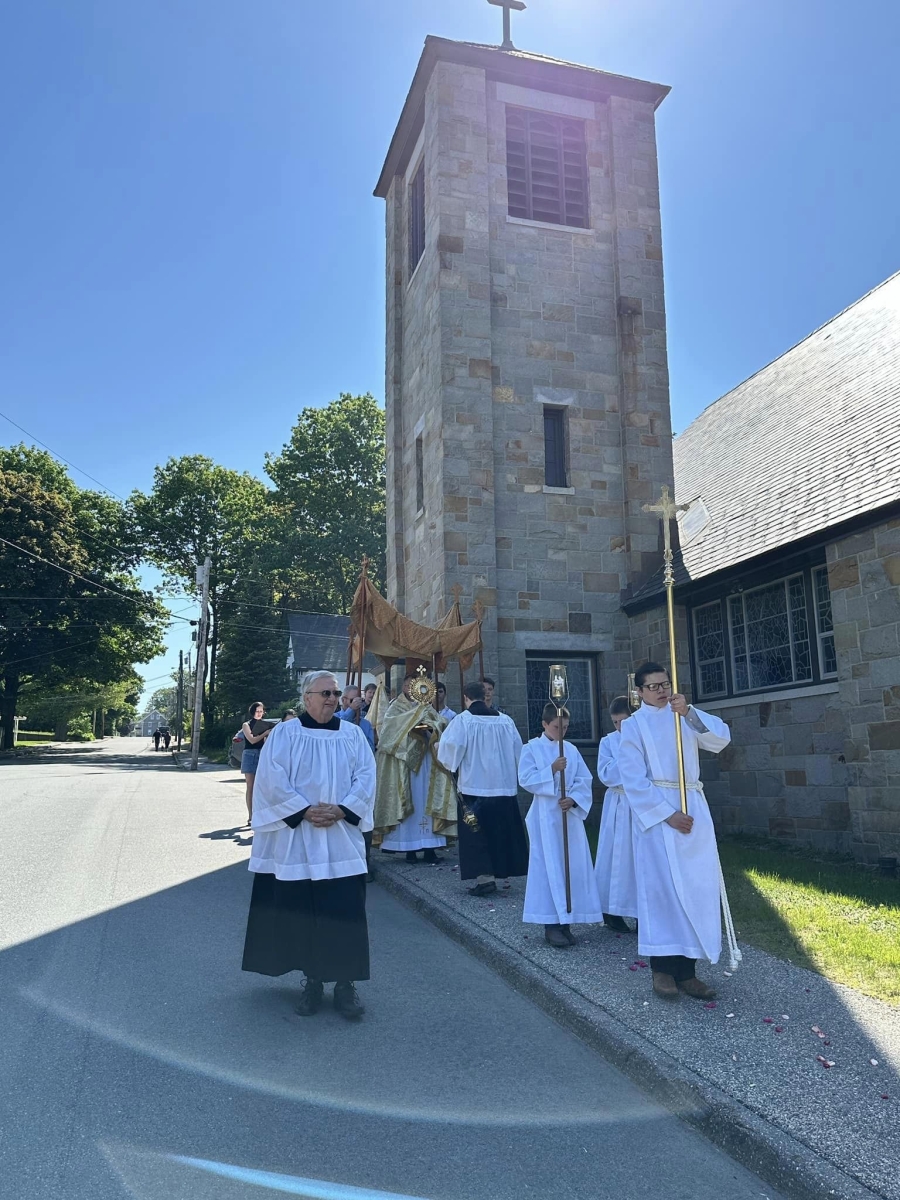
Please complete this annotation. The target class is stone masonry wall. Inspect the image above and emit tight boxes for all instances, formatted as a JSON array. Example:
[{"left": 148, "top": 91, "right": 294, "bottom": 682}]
[
  {"left": 384, "top": 54, "right": 674, "bottom": 728},
  {"left": 828, "top": 517, "right": 900, "bottom": 861}
]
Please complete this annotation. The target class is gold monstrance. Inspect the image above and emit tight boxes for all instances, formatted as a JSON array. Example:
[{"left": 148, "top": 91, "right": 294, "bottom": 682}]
[{"left": 643, "top": 486, "right": 690, "bottom": 815}]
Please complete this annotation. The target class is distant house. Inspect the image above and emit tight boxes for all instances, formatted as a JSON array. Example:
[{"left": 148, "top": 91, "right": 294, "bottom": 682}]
[
  {"left": 135, "top": 709, "right": 168, "bottom": 737},
  {"left": 626, "top": 272, "right": 900, "bottom": 865},
  {"left": 286, "top": 613, "right": 380, "bottom": 687}
]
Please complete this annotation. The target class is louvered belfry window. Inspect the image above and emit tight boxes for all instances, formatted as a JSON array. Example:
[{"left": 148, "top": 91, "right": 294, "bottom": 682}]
[
  {"left": 506, "top": 107, "right": 588, "bottom": 228},
  {"left": 408, "top": 161, "right": 425, "bottom": 273}
]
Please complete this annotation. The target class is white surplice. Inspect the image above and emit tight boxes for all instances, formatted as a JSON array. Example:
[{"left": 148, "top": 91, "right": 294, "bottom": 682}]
[
  {"left": 249, "top": 719, "right": 376, "bottom": 881},
  {"left": 380, "top": 739, "right": 447, "bottom": 851},
  {"left": 519, "top": 735, "right": 604, "bottom": 925},
  {"left": 618, "top": 702, "right": 730, "bottom": 961},
  {"left": 593, "top": 730, "right": 638, "bottom": 918},
  {"left": 436, "top": 710, "right": 522, "bottom": 795}
]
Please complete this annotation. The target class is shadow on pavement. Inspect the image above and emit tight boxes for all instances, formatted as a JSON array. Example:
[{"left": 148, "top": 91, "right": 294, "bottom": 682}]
[{"left": 0, "top": 860, "right": 790, "bottom": 1200}]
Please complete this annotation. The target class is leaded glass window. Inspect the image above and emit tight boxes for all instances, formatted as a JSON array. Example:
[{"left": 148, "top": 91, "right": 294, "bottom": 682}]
[
  {"left": 729, "top": 575, "right": 812, "bottom": 692},
  {"left": 525, "top": 655, "right": 598, "bottom": 742},
  {"left": 693, "top": 601, "right": 727, "bottom": 698},
  {"left": 814, "top": 565, "right": 837, "bottom": 677}
]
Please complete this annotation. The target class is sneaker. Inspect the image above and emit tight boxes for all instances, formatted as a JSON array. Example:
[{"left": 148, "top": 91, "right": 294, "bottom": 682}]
[
  {"left": 295, "top": 979, "right": 324, "bottom": 1017},
  {"left": 333, "top": 982, "right": 365, "bottom": 1020}
]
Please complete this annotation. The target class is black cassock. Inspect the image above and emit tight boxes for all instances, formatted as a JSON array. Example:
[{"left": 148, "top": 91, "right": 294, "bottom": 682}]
[
  {"left": 242, "top": 872, "right": 369, "bottom": 982},
  {"left": 457, "top": 793, "right": 528, "bottom": 881}
]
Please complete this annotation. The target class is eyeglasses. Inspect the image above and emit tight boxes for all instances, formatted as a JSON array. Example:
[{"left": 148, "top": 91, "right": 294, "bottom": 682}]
[
  {"left": 641, "top": 681, "right": 672, "bottom": 693},
  {"left": 308, "top": 689, "right": 342, "bottom": 699}
]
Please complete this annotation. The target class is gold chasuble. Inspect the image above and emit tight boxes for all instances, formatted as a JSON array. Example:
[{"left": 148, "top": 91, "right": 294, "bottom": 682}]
[{"left": 373, "top": 695, "right": 457, "bottom": 844}]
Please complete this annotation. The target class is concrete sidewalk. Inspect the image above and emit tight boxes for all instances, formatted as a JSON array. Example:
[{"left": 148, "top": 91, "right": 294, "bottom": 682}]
[{"left": 374, "top": 846, "right": 899, "bottom": 1200}]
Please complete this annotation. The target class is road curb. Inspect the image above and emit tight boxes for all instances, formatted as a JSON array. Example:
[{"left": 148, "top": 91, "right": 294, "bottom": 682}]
[{"left": 376, "top": 867, "right": 884, "bottom": 1200}]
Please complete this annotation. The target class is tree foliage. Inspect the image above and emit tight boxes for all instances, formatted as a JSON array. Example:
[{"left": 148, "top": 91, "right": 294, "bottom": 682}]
[
  {"left": 0, "top": 445, "right": 166, "bottom": 749},
  {"left": 264, "top": 393, "right": 386, "bottom": 613},
  {"left": 130, "top": 456, "right": 267, "bottom": 720}
]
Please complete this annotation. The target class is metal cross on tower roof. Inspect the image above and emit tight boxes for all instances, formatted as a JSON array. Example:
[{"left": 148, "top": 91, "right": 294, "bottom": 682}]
[{"left": 488, "top": 0, "right": 526, "bottom": 51}]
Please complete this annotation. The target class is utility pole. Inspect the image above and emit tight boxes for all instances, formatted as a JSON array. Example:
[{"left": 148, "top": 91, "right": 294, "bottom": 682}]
[
  {"left": 190, "top": 557, "right": 211, "bottom": 771},
  {"left": 176, "top": 649, "right": 184, "bottom": 752}
]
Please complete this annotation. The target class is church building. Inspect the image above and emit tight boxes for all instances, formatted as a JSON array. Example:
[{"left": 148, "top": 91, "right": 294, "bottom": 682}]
[{"left": 375, "top": 22, "right": 674, "bottom": 757}]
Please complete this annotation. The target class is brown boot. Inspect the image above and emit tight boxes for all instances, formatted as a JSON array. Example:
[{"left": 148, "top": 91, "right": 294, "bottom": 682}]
[
  {"left": 544, "top": 924, "right": 570, "bottom": 948},
  {"left": 678, "top": 976, "right": 717, "bottom": 1001},
  {"left": 652, "top": 971, "right": 679, "bottom": 1000}
]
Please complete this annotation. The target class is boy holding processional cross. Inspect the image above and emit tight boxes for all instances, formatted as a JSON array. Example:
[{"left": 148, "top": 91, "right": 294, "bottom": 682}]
[{"left": 519, "top": 703, "right": 603, "bottom": 948}]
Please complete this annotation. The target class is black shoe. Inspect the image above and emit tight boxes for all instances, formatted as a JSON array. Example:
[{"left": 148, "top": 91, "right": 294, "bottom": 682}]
[
  {"left": 467, "top": 881, "right": 497, "bottom": 897},
  {"left": 422, "top": 849, "right": 443, "bottom": 864},
  {"left": 405, "top": 851, "right": 419, "bottom": 863},
  {"left": 603, "top": 914, "right": 631, "bottom": 933},
  {"left": 295, "top": 979, "right": 324, "bottom": 1017},
  {"left": 561, "top": 924, "right": 576, "bottom": 945},
  {"left": 545, "top": 924, "right": 570, "bottom": 948},
  {"left": 333, "top": 982, "right": 365, "bottom": 1020}
]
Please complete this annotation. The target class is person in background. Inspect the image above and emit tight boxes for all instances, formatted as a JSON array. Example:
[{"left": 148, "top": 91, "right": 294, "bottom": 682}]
[
  {"left": 281, "top": 709, "right": 297, "bottom": 722},
  {"left": 482, "top": 677, "right": 496, "bottom": 710},
  {"left": 337, "top": 686, "right": 376, "bottom": 751},
  {"left": 436, "top": 683, "right": 456, "bottom": 720},
  {"left": 153, "top": 728, "right": 161, "bottom": 752},
  {"left": 241, "top": 701, "right": 271, "bottom": 826},
  {"left": 519, "top": 704, "right": 603, "bottom": 947},
  {"left": 436, "top": 680, "right": 527, "bottom": 897},
  {"left": 163, "top": 728, "right": 172, "bottom": 751},
  {"left": 242, "top": 671, "right": 375, "bottom": 1020},
  {"left": 594, "top": 696, "right": 639, "bottom": 933},
  {"left": 362, "top": 683, "right": 376, "bottom": 717}
]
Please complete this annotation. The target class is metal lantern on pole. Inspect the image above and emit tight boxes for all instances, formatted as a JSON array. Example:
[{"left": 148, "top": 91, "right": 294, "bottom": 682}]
[{"left": 548, "top": 664, "right": 572, "bottom": 914}]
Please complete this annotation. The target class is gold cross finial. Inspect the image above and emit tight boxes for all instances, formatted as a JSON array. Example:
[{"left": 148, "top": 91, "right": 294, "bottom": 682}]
[{"left": 643, "top": 485, "right": 688, "bottom": 583}]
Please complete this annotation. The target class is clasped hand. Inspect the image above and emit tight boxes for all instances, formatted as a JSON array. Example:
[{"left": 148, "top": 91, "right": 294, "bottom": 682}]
[
  {"left": 668, "top": 693, "right": 689, "bottom": 716},
  {"left": 551, "top": 756, "right": 567, "bottom": 774},
  {"left": 665, "top": 811, "right": 693, "bottom": 834},
  {"left": 558, "top": 796, "right": 575, "bottom": 811},
  {"left": 306, "top": 804, "right": 345, "bottom": 828}
]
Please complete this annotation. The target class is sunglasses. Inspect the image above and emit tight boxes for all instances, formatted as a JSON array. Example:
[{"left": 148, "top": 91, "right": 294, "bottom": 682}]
[{"left": 309, "top": 689, "right": 342, "bottom": 699}]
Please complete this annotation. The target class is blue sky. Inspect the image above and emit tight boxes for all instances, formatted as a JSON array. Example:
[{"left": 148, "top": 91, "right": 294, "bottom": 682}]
[{"left": 2, "top": 0, "right": 899, "bottom": 706}]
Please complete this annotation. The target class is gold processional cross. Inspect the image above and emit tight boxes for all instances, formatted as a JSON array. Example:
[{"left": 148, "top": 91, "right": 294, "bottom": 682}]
[
  {"left": 642, "top": 485, "right": 690, "bottom": 814},
  {"left": 488, "top": 0, "right": 526, "bottom": 50}
]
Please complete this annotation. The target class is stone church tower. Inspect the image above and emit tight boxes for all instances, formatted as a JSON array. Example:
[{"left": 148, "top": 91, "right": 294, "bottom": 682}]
[{"left": 375, "top": 32, "right": 674, "bottom": 743}]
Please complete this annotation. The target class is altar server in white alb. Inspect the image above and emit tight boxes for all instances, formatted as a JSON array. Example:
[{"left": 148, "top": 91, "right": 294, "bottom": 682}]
[
  {"left": 436, "top": 680, "right": 527, "bottom": 897},
  {"left": 519, "top": 703, "right": 604, "bottom": 947},
  {"left": 618, "top": 661, "right": 731, "bottom": 1002},
  {"left": 594, "top": 695, "right": 639, "bottom": 932},
  {"left": 242, "top": 671, "right": 376, "bottom": 1020}
]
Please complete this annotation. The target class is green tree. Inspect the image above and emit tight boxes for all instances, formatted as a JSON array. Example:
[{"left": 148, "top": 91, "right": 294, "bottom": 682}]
[
  {"left": 130, "top": 456, "right": 268, "bottom": 721},
  {"left": 214, "top": 585, "right": 292, "bottom": 720},
  {"left": 149, "top": 686, "right": 179, "bottom": 723},
  {"left": 264, "top": 393, "right": 386, "bottom": 613},
  {"left": 0, "top": 447, "right": 166, "bottom": 749}
]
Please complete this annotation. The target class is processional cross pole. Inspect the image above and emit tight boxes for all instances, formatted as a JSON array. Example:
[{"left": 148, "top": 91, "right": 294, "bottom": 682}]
[
  {"left": 488, "top": 0, "right": 526, "bottom": 50},
  {"left": 642, "top": 486, "right": 690, "bottom": 815}
]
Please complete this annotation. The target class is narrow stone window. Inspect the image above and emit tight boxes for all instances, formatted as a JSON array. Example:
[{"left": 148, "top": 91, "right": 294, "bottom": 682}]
[
  {"left": 543, "top": 407, "right": 567, "bottom": 488},
  {"left": 415, "top": 435, "right": 424, "bottom": 513},
  {"left": 506, "top": 107, "right": 588, "bottom": 228},
  {"left": 408, "top": 160, "right": 425, "bottom": 275}
]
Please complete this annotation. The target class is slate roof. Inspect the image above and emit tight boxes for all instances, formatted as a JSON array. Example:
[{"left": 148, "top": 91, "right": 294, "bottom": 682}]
[
  {"left": 286, "top": 613, "right": 379, "bottom": 674},
  {"left": 630, "top": 272, "right": 900, "bottom": 608}
]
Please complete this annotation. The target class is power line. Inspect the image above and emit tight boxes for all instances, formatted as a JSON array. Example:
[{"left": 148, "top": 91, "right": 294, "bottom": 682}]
[
  {"left": 0, "top": 473, "right": 138, "bottom": 564},
  {"left": 2, "top": 637, "right": 112, "bottom": 667},
  {"left": 0, "top": 409, "right": 128, "bottom": 501},
  {"left": 0, "top": 534, "right": 192, "bottom": 622}
]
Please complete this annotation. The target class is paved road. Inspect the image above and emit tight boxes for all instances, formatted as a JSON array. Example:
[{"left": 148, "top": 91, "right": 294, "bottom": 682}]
[{"left": 0, "top": 739, "right": 784, "bottom": 1200}]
